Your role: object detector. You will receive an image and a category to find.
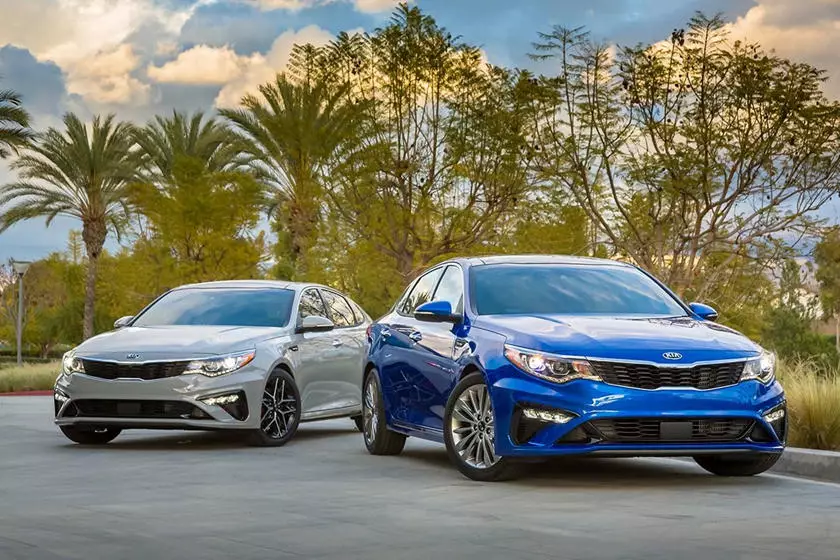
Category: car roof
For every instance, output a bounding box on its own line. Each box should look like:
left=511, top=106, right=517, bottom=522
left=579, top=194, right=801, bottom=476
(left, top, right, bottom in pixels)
left=444, top=254, right=633, bottom=268
left=171, top=279, right=330, bottom=292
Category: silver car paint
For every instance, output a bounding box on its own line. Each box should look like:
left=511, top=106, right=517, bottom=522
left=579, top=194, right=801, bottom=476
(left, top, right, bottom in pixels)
left=55, top=281, right=368, bottom=430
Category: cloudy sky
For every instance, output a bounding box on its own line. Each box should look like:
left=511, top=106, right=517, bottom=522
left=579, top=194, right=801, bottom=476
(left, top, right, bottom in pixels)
left=1, top=0, right=839, bottom=262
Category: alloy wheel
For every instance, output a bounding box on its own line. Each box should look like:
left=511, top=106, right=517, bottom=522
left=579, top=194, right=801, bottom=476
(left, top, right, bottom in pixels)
left=450, top=384, right=499, bottom=469
left=363, top=376, right=379, bottom=445
left=261, top=377, right=297, bottom=439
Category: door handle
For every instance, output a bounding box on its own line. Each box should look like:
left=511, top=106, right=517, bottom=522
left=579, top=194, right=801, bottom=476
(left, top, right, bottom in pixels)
left=408, top=331, right=423, bottom=343
left=332, top=339, right=343, bottom=347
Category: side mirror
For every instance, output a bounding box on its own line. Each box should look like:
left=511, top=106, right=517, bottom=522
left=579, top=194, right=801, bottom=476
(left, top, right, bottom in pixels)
left=297, top=315, right=335, bottom=333
left=689, top=302, right=719, bottom=321
left=114, top=316, right=134, bottom=329
left=415, top=301, right=462, bottom=323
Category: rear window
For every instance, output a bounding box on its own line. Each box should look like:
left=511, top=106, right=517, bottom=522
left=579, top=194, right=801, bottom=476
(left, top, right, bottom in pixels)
left=133, top=288, right=296, bottom=327
left=470, top=264, right=686, bottom=316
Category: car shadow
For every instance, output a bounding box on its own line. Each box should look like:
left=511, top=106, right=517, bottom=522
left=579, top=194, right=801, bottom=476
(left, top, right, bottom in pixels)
left=56, top=423, right=360, bottom=451
left=397, top=447, right=778, bottom=488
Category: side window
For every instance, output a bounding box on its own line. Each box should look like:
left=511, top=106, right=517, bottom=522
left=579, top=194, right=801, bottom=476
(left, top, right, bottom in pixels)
left=298, top=289, right=328, bottom=321
left=399, top=268, right=444, bottom=315
left=432, top=265, right=464, bottom=314
left=321, top=290, right=355, bottom=328
left=347, top=299, right=368, bottom=326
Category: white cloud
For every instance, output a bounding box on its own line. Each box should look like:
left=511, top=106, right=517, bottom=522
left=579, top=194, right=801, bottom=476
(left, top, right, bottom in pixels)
left=727, top=0, right=840, bottom=98
left=244, top=0, right=406, bottom=13
left=214, top=25, right=334, bottom=107
left=65, top=44, right=150, bottom=105
left=0, top=0, right=201, bottom=105
left=148, top=45, right=258, bottom=85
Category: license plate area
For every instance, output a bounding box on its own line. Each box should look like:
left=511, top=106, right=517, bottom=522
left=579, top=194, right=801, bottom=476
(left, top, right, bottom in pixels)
left=659, top=421, right=693, bottom=441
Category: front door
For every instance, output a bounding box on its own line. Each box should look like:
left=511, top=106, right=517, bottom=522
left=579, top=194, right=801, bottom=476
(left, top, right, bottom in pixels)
left=406, top=265, right=465, bottom=431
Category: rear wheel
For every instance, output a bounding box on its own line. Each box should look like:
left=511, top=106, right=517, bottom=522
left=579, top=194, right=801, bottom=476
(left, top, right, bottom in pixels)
left=352, top=415, right=364, bottom=432
left=59, top=425, right=121, bottom=445
left=248, top=369, right=301, bottom=447
left=693, top=453, right=781, bottom=476
left=362, top=370, right=406, bottom=455
left=444, top=373, right=518, bottom=482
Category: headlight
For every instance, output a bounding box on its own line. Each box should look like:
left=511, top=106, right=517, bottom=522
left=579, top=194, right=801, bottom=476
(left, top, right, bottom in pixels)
left=504, top=345, right=599, bottom=384
left=183, top=350, right=256, bottom=377
left=62, top=351, right=84, bottom=375
left=741, top=350, right=775, bottom=384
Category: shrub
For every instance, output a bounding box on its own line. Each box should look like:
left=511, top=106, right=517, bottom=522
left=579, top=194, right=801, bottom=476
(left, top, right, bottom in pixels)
left=0, top=362, right=60, bottom=393
left=777, top=360, right=840, bottom=451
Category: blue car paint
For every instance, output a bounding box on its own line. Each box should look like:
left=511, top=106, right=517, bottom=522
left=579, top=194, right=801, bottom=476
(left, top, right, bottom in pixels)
left=366, top=256, right=785, bottom=457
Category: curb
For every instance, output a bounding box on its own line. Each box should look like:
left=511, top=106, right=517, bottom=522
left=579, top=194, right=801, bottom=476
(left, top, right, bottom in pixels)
left=773, top=447, right=840, bottom=483
left=0, top=390, right=53, bottom=397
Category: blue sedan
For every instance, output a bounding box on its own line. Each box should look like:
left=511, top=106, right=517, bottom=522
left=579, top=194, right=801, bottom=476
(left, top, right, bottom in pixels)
left=361, top=255, right=785, bottom=481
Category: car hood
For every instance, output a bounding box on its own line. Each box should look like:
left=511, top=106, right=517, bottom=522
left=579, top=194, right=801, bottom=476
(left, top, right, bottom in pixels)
left=73, top=325, right=289, bottom=361
left=473, top=315, right=760, bottom=364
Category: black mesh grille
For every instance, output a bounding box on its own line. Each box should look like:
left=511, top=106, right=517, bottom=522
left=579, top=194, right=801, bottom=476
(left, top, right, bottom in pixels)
left=69, top=399, right=197, bottom=419
left=80, top=359, right=189, bottom=380
left=589, top=418, right=753, bottom=443
left=590, top=361, right=744, bottom=390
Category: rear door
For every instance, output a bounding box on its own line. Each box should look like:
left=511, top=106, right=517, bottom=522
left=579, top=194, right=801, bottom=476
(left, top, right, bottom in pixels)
left=319, top=289, right=365, bottom=412
left=293, top=288, right=343, bottom=415
left=378, top=267, right=445, bottom=427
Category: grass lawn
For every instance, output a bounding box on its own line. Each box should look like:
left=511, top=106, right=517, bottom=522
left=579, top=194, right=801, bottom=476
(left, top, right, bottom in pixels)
left=0, top=362, right=60, bottom=393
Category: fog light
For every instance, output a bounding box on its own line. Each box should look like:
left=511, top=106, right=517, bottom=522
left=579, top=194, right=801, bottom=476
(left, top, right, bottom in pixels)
left=522, top=408, right=574, bottom=424
left=763, top=408, right=785, bottom=424
left=201, top=394, right=240, bottom=406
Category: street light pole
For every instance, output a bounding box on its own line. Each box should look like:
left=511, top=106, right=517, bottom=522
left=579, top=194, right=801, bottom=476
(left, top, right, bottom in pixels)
left=10, top=260, right=32, bottom=366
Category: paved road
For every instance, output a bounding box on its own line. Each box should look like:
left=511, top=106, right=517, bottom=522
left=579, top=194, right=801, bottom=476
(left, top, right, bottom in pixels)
left=1, top=397, right=839, bottom=560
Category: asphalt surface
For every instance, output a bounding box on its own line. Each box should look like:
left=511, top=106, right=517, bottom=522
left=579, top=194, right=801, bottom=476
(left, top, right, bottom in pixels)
left=1, top=397, right=839, bottom=560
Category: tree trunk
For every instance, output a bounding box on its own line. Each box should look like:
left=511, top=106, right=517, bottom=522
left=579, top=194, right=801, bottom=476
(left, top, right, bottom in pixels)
left=835, top=313, right=839, bottom=354
left=83, top=252, right=98, bottom=340
left=82, top=219, right=107, bottom=340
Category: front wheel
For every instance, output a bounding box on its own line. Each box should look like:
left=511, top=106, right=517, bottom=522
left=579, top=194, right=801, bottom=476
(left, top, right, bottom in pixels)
left=362, top=370, right=406, bottom=455
left=443, top=373, right=519, bottom=482
left=248, top=369, right=301, bottom=447
left=59, top=425, right=121, bottom=445
left=693, top=453, right=781, bottom=476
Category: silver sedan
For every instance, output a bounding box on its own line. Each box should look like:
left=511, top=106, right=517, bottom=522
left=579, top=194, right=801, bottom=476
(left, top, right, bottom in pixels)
left=54, top=280, right=370, bottom=446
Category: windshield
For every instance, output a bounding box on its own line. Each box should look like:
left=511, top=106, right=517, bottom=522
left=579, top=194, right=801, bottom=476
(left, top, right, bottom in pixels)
left=132, top=288, right=296, bottom=327
left=470, top=264, right=687, bottom=316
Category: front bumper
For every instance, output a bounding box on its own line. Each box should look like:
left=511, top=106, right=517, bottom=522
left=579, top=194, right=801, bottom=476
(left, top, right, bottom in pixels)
left=54, top=364, right=267, bottom=430
left=490, top=365, right=786, bottom=458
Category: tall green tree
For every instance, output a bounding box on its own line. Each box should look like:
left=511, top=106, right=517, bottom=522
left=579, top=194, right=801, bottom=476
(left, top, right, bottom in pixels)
left=528, top=14, right=840, bottom=301
left=0, top=113, right=136, bottom=339
left=293, top=5, right=533, bottom=283
left=0, top=84, right=33, bottom=158
left=221, top=75, right=358, bottom=279
left=134, top=110, right=246, bottom=179
left=815, top=228, right=840, bottom=352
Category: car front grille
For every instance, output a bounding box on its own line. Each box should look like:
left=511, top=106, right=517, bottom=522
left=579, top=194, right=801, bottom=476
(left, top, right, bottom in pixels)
left=63, top=399, right=197, bottom=419
left=589, top=360, right=745, bottom=390
left=589, top=418, right=753, bottom=443
left=80, top=359, right=190, bottom=381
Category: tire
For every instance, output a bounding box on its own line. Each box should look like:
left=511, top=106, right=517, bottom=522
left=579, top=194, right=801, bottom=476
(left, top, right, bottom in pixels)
left=59, top=425, right=121, bottom=445
left=693, top=453, right=782, bottom=476
left=248, top=368, right=301, bottom=447
left=352, top=415, right=364, bottom=432
left=362, top=370, right=406, bottom=455
left=443, top=373, right=519, bottom=482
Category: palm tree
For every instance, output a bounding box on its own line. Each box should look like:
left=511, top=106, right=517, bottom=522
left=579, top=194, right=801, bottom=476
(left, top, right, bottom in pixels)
left=0, top=86, right=33, bottom=158
left=220, top=74, right=358, bottom=279
left=0, top=113, right=136, bottom=339
left=133, top=110, right=246, bottom=180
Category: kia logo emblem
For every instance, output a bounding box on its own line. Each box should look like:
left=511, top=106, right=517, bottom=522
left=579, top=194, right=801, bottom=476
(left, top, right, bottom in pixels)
left=126, top=353, right=140, bottom=360
left=662, top=352, right=682, bottom=360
